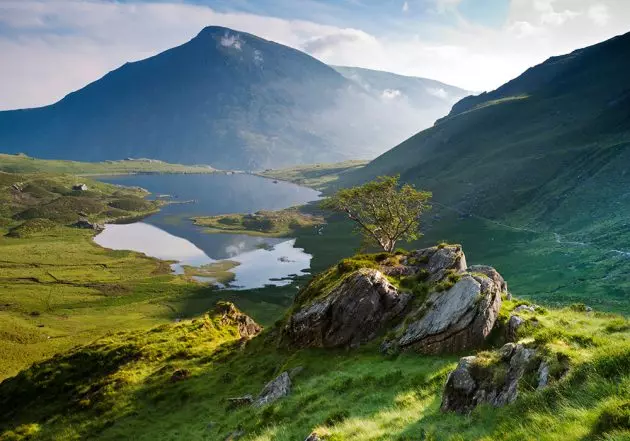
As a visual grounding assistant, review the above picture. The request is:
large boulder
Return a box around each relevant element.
[390,273,502,354]
[441,343,541,414]
[283,269,411,348]
[283,245,506,353]
[410,245,467,282]
[216,301,262,339]
[468,265,509,298]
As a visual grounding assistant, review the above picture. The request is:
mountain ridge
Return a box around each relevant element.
[0,26,467,170]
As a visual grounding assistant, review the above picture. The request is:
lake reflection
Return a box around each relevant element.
[95,173,320,288]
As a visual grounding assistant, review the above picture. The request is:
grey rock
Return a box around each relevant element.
[467,265,508,295]
[226,395,253,408]
[441,343,539,414]
[288,366,304,379]
[304,434,322,441]
[411,245,467,282]
[254,371,291,407]
[395,273,502,354]
[507,315,524,342]
[537,361,550,390]
[284,269,411,348]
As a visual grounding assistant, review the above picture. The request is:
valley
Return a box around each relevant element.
[0,19,629,441]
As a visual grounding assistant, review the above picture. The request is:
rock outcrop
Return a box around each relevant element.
[412,245,467,282]
[392,273,502,354]
[216,301,262,339]
[283,245,506,354]
[506,315,524,342]
[441,343,543,414]
[283,269,411,348]
[254,371,292,407]
[74,218,105,231]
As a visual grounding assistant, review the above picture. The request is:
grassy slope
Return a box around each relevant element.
[325,32,630,315]
[0,281,628,441]
[0,153,216,175]
[256,160,368,191]
[0,170,299,380]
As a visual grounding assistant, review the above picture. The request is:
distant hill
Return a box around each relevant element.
[334,65,469,119]
[0,27,467,170]
[344,31,630,247]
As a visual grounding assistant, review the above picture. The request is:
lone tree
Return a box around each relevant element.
[322,175,432,253]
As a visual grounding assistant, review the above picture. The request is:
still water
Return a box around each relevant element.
[94,173,320,289]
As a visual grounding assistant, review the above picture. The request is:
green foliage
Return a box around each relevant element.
[322,175,431,252]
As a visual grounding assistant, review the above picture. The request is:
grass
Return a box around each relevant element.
[0,292,628,441]
[0,170,299,380]
[1,156,629,440]
[256,161,368,191]
[193,207,324,238]
[0,153,216,175]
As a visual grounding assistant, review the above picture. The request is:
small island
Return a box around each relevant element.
[181,260,240,285]
[192,207,324,237]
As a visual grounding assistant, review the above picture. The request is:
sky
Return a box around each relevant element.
[0,0,628,110]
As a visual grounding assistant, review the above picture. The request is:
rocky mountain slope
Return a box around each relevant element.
[0,27,466,170]
[1,247,628,441]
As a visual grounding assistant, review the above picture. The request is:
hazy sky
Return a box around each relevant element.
[0,0,628,110]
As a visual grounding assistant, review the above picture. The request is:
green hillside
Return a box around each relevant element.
[338,31,630,313]
[1,272,628,441]
[0,169,301,380]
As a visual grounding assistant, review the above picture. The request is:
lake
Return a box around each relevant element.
[94,173,320,289]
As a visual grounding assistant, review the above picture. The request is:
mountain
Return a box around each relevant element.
[333,65,469,118]
[0,27,467,170]
[344,31,630,245]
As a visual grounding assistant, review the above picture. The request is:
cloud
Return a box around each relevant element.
[402,2,409,13]
[381,89,402,99]
[426,87,449,100]
[533,0,580,26]
[220,33,243,50]
[301,29,378,56]
[433,0,463,14]
[587,4,611,26]
[0,0,629,110]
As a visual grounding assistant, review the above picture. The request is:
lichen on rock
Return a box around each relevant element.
[440,343,555,414]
